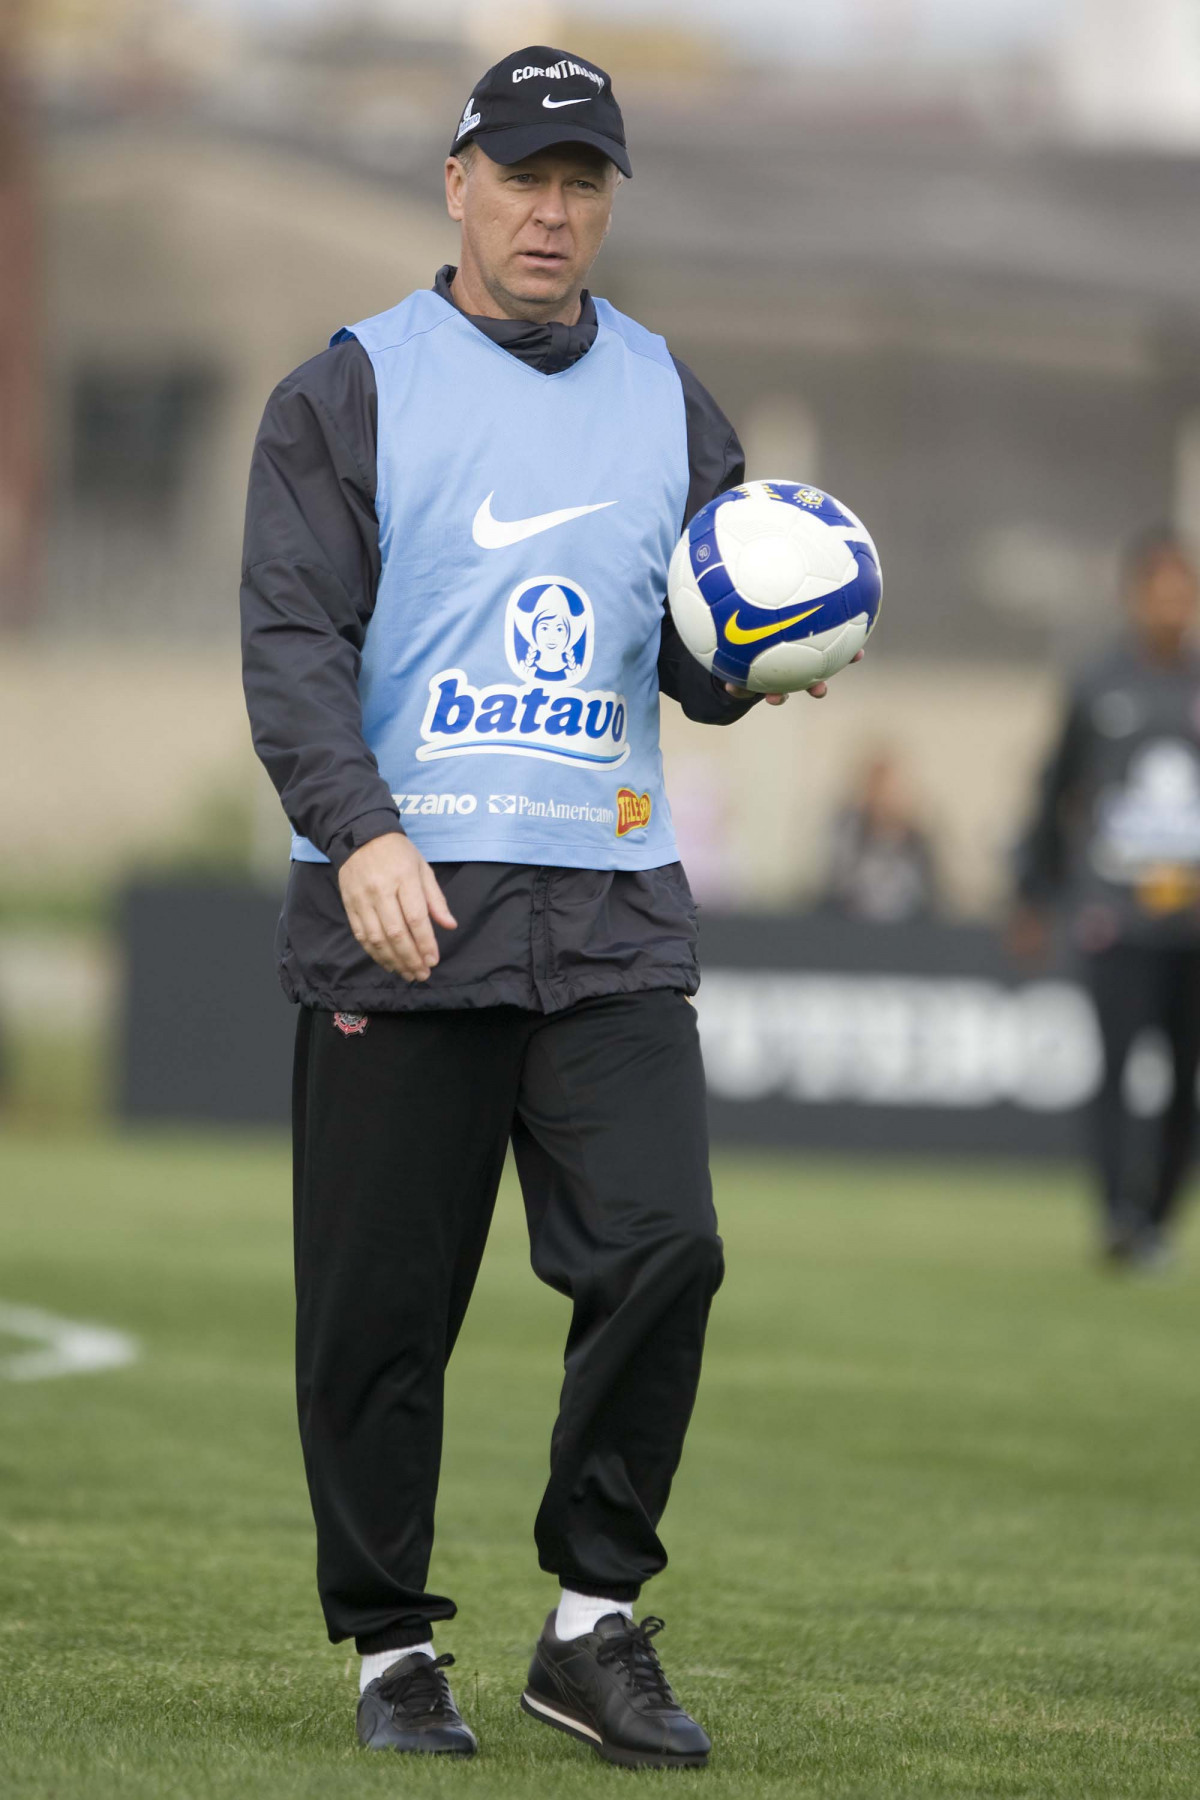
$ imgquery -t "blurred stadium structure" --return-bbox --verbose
[4,0,1200,1114]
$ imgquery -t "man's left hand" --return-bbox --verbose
[725,647,865,706]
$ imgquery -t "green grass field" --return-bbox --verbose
[1,1128,1198,1799]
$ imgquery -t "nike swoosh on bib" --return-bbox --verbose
[472,492,617,549]
[542,96,591,109]
[724,604,823,645]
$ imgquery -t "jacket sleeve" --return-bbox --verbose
[240,340,404,870]
[658,355,759,726]
[1013,688,1090,905]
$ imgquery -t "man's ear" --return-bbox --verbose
[445,156,467,222]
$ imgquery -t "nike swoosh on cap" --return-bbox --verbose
[472,493,617,549]
[724,605,823,645]
[543,96,591,109]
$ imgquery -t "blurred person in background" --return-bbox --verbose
[822,748,940,922]
[1011,527,1200,1268]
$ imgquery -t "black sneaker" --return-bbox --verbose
[521,1612,711,1769]
[356,1651,477,1756]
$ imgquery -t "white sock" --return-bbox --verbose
[555,1590,634,1641]
[359,1642,434,1693]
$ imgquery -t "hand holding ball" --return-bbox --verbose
[667,480,882,695]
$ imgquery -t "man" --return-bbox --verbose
[242,46,840,1768]
[1012,528,1200,1267]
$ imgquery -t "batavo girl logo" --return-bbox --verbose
[417,576,630,769]
[506,579,592,684]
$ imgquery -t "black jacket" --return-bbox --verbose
[1014,635,1200,947]
[241,268,755,1011]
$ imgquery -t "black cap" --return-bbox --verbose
[451,46,631,179]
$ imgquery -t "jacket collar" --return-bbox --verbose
[434,265,597,375]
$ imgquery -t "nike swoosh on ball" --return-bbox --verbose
[471,493,617,549]
[724,605,823,645]
[542,96,591,109]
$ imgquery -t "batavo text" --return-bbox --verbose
[416,669,630,768]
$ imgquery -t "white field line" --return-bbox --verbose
[0,1303,140,1381]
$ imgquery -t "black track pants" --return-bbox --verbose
[291,989,723,1652]
[1085,944,1200,1235]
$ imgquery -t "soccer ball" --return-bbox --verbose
[667,479,882,693]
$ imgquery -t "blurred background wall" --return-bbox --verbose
[4,0,1200,1114]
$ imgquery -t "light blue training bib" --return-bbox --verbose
[290,288,689,870]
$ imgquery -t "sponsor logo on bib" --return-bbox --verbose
[615,788,652,836]
[393,791,477,816]
[417,577,629,770]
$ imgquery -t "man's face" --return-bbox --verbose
[1130,551,1200,656]
[445,144,616,318]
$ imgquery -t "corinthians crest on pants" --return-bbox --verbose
[417,576,630,769]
